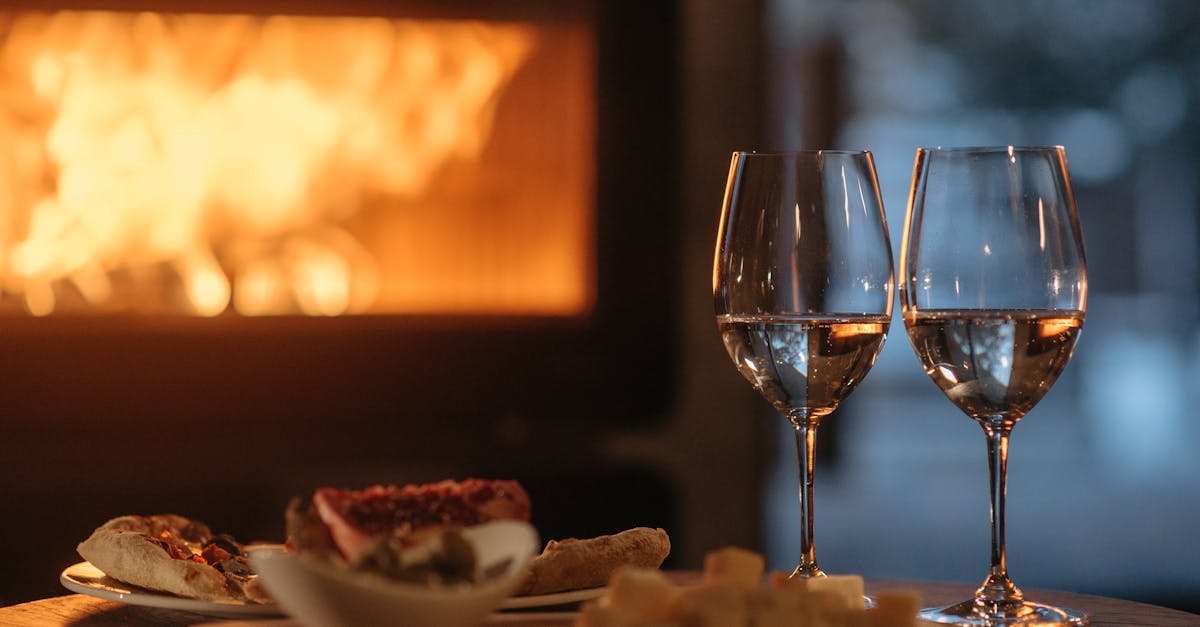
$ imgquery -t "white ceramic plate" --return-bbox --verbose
[502,586,606,609]
[61,560,601,615]
[62,559,603,615]
[63,524,602,623]
[252,520,543,627]
[60,561,283,619]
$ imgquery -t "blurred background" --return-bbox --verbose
[0,0,1196,615]
[747,0,1200,612]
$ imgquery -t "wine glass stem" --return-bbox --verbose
[791,416,824,578]
[977,419,1024,609]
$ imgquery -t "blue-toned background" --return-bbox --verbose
[757,0,1200,610]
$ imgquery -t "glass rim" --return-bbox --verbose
[915,145,1065,154]
[731,149,872,157]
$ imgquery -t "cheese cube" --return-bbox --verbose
[806,574,865,610]
[871,590,921,627]
[671,582,746,625]
[758,606,852,627]
[606,566,680,621]
[797,589,851,615]
[703,546,766,590]
[762,571,812,610]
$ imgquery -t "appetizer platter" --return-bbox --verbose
[62,478,670,624]
[60,476,927,625]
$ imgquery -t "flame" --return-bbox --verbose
[0,10,550,316]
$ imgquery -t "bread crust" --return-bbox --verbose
[76,515,240,602]
[517,527,670,596]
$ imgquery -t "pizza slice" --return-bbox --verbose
[288,478,533,562]
[77,514,269,603]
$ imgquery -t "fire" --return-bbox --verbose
[0,10,556,316]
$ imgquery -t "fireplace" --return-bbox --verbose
[0,4,595,317]
[0,0,686,605]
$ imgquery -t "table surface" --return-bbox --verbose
[1,576,1195,626]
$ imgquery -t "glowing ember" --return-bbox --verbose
[0,10,588,316]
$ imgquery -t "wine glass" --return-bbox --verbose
[900,146,1088,625]
[713,150,894,578]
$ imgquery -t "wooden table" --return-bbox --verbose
[1,578,1195,626]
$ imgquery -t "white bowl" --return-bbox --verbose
[251,521,539,627]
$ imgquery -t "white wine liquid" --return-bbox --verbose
[718,314,890,419]
[905,309,1083,421]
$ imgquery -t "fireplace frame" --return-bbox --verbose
[0,0,679,434]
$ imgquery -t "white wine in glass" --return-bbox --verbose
[900,146,1088,625]
[714,150,894,578]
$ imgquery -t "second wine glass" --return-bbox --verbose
[900,146,1088,625]
[713,150,894,578]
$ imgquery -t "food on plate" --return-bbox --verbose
[286,478,532,563]
[348,527,485,585]
[76,514,270,603]
[575,546,921,627]
[250,520,540,627]
[517,526,671,596]
[286,479,671,597]
[74,478,672,609]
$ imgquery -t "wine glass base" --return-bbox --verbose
[788,565,826,579]
[919,599,1089,626]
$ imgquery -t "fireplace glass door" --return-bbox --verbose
[0,8,594,317]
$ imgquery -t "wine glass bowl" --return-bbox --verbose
[900,146,1088,625]
[719,316,889,421]
[713,150,894,578]
[905,310,1082,425]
